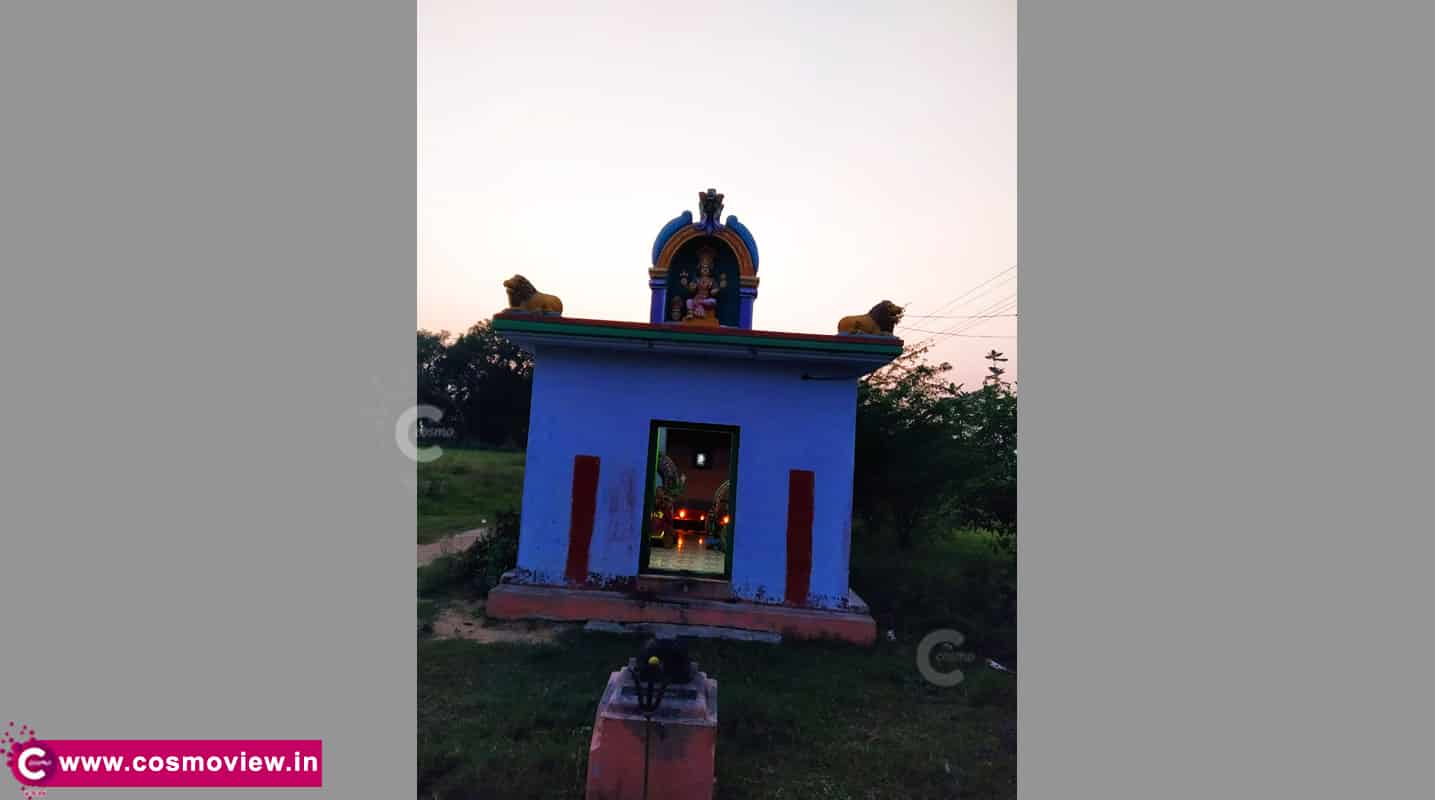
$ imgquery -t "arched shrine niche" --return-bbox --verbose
[663,237,743,327]
[648,189,761,328]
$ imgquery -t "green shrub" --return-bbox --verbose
[468,509,519,593]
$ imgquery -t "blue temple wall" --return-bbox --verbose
[514,346,859,608]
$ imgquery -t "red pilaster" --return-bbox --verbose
[785,469,815,605]
[565,455,601,584]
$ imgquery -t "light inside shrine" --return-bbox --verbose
[643,423,736,578]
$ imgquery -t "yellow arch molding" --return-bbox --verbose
[650,225,758,282]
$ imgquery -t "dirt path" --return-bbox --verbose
[417,527,489,566]
[429,599,574,644]
[418,528,581,644]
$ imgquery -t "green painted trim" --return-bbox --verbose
[724,427,738,580]
[493,317,902,356]
[637,420,659,579]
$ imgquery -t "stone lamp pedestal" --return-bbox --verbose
[584,659,718,800]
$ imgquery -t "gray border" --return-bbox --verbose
[5,0,1433,796]
[1,2,414,797]
[1022,1,1432,796]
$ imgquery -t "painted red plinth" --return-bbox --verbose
[487,582,877,646]
[585,666,717,800]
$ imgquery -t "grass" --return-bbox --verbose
[853,527,1018,666]
[418,530,1016,799]
[416,448,1015,797]
[417,448,525,544]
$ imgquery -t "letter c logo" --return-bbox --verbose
[17,745,49,781]
[397,405,445,463]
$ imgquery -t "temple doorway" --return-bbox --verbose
[640,421,738,579]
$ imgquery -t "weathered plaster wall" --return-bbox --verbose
[514,346,858,608]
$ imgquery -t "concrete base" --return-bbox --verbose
[488,582,876,646]
[585,664,717,800]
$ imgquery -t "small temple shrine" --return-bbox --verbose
[486,189,905,645]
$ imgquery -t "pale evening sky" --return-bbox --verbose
[419,1,1015,388]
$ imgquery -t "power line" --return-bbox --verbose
[909,281,1017,347]
[950,302,1017,336]
[910,265,1016,318]
[902,313,1018,319]
[900,328,1017,338]
[930,276,1017,330]
[934,293,1017,337]
[899,264,1017,353]
[927,273,1016,320]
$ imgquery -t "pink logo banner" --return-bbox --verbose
[7,739,322,790]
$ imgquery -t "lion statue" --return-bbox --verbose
[837,300,904,335]
[503,274,563,315]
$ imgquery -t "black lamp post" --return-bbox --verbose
[629,639,692,800]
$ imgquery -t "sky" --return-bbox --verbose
[418,0,1015,388]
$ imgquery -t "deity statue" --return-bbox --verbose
[705,479,731,550]
[679,245,728,321]
[652,454,687,546]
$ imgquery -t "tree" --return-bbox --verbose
[983,349,1011,391]
[416,322,534,447]
[418,329,451,417]
[853,343,1016,549]
[854,343,963,548]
